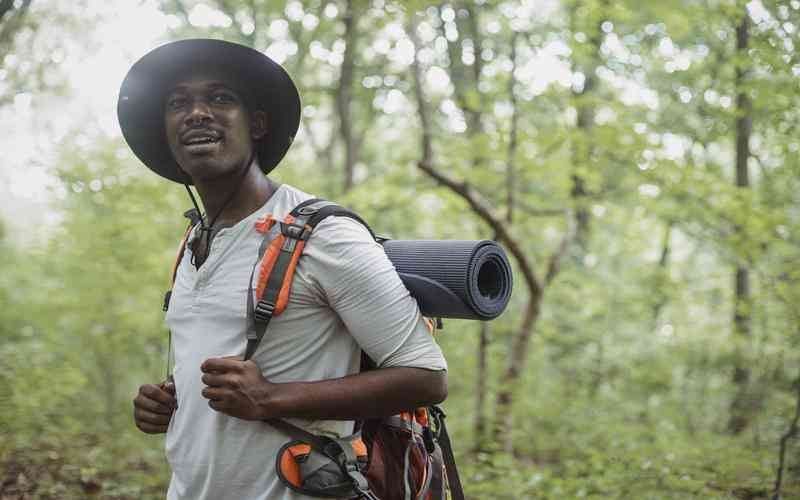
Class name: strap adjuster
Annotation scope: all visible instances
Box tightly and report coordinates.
[280,221,311,240]
[254,300,275,323]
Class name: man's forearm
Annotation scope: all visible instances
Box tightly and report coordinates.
[261,367,447,420]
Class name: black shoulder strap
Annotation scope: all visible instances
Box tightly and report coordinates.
[429,406,465,500]
[290,198,377,240]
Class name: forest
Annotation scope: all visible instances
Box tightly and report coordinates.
[1,0,799,498]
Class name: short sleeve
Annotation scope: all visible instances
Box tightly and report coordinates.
[302,216,447,371]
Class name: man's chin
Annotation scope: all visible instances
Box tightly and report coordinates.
[179,160,243,184]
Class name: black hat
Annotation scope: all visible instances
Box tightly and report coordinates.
[117,39,301,184]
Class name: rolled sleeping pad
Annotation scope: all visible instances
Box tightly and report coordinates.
[381,240,513,320]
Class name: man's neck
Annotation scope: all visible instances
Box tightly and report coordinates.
[193,162,277,229]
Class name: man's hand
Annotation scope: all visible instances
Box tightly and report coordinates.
[133,379,177,434]
[200,356,276,421]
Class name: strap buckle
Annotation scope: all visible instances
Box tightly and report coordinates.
[254,300,275,323]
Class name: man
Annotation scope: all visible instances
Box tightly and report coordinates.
[118,39,447,499]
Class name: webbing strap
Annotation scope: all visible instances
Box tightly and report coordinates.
[266,417,333,454]
[403,443,413,500]
[245,234,273,360]
[417,452,434,500]
[427,451,445,500]
[300,203,377,240]
[431,409,464,500]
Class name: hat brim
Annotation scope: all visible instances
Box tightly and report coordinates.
[117,39,300,184]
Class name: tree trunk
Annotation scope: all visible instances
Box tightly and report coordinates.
[493,295,542,447]
[569,0,605,257]
[337,0,357,193]
[473,321,489,450]
[728,10,753,435]
[652,222,672,326]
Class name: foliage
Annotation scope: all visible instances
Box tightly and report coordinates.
[0,0,89,106]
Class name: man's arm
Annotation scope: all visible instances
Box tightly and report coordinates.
[200,357,446,421]
[201,216,449,422]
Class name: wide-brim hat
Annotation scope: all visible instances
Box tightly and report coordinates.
[117,38,301,184]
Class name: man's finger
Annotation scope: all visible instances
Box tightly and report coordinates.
[201,357,242,373]
[201,387,227,401]
[160,380,176,395]
[139,384,177,408]
[136,420,169,434]
[201,373,225,387]
[221,355,244,361]
[134,395,174,415]
[135,407,172,426]
[208,399,229,413]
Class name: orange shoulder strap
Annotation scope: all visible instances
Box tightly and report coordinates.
[244,198,374,360]
[163,217,197,312]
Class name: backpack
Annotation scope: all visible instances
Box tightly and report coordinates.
[164,198,465,500]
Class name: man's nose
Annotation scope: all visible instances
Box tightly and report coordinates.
[185,99,212,125]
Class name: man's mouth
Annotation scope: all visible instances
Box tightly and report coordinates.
[181,131,223,153]
[185,136,220,145]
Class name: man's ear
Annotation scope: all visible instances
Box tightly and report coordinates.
[251,111,268,140]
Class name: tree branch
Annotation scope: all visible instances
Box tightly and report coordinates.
[337,0,358,192]
[506,30,519,224]
[772,376,800,500]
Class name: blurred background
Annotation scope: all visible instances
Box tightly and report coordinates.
[1,0,799,498]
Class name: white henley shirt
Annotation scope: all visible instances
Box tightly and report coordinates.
[163,184,447,500]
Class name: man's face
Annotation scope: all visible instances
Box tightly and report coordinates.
[163,72,266,182]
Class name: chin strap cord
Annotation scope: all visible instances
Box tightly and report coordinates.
[183,154,256,267]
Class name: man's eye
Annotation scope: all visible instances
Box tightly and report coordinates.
[212,93,235,104]
[167,97,187,109]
